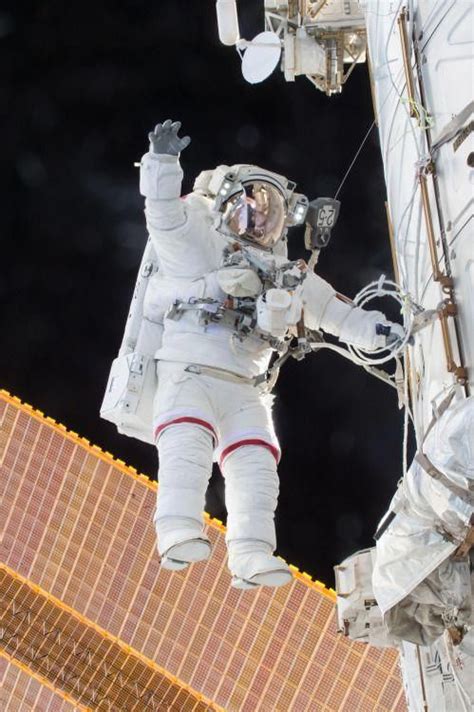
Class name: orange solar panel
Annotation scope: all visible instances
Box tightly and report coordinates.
[1,566,218,711]
[0,655,80,711]
[0,391,406,711]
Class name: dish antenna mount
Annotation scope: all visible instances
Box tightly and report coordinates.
[216,1,281,84]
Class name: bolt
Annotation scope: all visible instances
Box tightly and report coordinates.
[467,152,474,168]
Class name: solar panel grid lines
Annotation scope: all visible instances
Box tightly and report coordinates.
[138,553,202,663]
[336,642,402,712]
[254,593,309,708]
[151,536,215,656]
[2,423,67,571]
[1,413,39,537]
[321,635,365,711]
[0,388,155,488]
[217,589,289,694]
[0,401,18,470]
[2,412,42,511]
[236,584,296,711]
[270,600,336,711]
[0,564,223,711]
[42,448,101,602]
[286,614,341,711]
[297,631,340,693]
[382,677,408,712]
[211,577,272,706]
[80,476,150,627]
[183,561,241,695]
[1,613,93,710]
[128,566,169,654]
[328,645,366,710]
[170,568,227,679]
[1,654,83,711]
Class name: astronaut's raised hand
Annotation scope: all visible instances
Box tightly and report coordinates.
[148,120,191,156]
[140,121,187,202]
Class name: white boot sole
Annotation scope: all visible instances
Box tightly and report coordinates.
[161,539,211,571]
[161,556,189,571]
[232,568,293,589]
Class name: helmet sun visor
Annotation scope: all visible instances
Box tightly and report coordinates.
[223,181,287,248]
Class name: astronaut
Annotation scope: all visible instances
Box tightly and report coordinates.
[104,119,404,589]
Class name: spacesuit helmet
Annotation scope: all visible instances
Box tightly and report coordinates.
[193,164,309,250]
[222,180,287,248]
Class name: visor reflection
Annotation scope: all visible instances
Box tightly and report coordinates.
[224,182,287,247]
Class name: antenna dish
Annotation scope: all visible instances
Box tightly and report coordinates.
[241,31,281,84]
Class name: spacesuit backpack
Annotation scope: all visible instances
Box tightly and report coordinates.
[100,237,161,444]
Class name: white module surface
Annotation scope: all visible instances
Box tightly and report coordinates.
[364,0,473,435]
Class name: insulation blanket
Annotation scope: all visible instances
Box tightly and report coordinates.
[372,395,474,645]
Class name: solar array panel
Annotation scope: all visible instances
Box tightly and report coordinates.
[1,566,217,711]
[0,391,407,711]
[0,655,79,711]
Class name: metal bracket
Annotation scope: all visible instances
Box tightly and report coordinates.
[437,301,468,384]
[397,7,417,119]
[418,173,453,292]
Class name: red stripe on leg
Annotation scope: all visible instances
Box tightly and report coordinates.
[219,439,280,466]
[154,417,217,443]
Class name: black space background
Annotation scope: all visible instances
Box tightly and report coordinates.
[2,1,406,587]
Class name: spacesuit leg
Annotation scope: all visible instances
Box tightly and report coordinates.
[216,383,292,588]
[155,423,214,569]
[153,362,217,570]
[222,445,292,588]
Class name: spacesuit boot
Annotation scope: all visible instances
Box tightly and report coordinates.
[154,422,213,571]
[222,444,292,588]
[158,516,212,571]
[228,540,292,589]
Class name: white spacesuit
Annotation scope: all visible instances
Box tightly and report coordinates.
[102,120,404,589]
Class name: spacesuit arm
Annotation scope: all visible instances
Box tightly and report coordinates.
[140,152,187,232]
[302,271,387,351]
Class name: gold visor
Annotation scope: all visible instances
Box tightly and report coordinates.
[223,181,287,248]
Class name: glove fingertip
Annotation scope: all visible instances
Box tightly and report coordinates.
[182,135,191,148]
